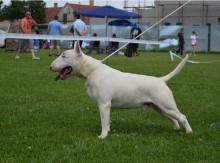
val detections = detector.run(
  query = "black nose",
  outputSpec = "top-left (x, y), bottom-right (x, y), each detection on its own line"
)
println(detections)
top-left (50, 66), bottom-right (53, 70)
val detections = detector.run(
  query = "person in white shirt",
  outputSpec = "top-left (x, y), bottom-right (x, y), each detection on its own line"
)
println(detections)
top-left (72, 13), bottom-right (88, 47)
top-left (190, 31), bottom-right (197, 56)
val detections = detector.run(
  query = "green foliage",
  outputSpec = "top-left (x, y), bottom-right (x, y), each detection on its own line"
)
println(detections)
top-left (0, 50), bottom-right (219, 162)
top-left (0, 0), bottom-right (46, 23)
top-left (3, 1), bottom-right (26, 21)
top-left (0, 1), bottom-right (3, 8)
top-left (0, 1), bottom-right (4, 20)
top-left (26, 0), bottom-right (46, 24)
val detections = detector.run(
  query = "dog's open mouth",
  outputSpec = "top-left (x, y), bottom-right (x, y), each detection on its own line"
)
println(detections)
top-left (55, 66), bottom-right (73, 81)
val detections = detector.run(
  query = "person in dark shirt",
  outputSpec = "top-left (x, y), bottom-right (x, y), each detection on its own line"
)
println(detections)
top-left (176, 28), bottom-right (185, 55)
top-left (130, 23), bottom-right (142, 56)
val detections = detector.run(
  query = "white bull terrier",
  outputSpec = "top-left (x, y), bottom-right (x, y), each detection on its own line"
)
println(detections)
top-left (50, 41), bottom-right (192, 139)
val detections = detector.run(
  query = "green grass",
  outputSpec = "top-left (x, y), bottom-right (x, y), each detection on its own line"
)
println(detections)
top-left (0, 49), bottom-right (220, 162)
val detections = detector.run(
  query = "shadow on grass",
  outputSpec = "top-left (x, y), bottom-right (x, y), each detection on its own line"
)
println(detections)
top-left (111, 121), bottom-right (184, 136)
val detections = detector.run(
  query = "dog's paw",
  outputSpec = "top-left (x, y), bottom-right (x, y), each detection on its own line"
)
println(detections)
top-left (186, 130), bottom-right (193, 134)
top-left (98, 133), bottom-right (108, 139)
top-left (174, 126), bottom-right (180, 130)
top-left (173, 124), bottom-right (180, 130)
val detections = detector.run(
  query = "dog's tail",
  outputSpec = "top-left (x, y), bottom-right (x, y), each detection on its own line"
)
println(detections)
top-left (160, 54), bottom-right (189, 83)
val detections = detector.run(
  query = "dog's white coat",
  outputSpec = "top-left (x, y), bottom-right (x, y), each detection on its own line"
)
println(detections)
top-left (50, 42), bottom-right (192, 139)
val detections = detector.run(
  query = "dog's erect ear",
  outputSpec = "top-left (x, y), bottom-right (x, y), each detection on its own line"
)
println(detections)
top-left (74, 41), bottom-right (83, 57)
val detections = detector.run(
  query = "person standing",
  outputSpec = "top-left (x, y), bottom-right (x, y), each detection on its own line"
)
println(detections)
top-left (176, 28), bottom-right (185, 55)
top-left (15, 11), bottom-right (40, 59)
top-left (190, 31), bottom-right (197, 56)
top-left (47, 16), bottom-right (63, 56)
top-left (72, 13), bottom-right (88, 47)
top-left (130, 23), bottom-right (142, 56)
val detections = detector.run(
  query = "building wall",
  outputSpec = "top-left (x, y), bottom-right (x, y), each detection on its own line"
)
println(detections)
top-left (140, 1), bottom-right (220, 26)
top-left (58, 4), bottom-right (74, 23)
top-left (57, 3), bottom-right (92, 24)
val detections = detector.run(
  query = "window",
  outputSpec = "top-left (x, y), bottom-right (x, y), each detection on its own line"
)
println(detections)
top-left (176, 22), bottom-right (182, 25)
top-left (206, 23), bottom-right (211, 27)
top-left (164, 22), bottom-right (171, 26)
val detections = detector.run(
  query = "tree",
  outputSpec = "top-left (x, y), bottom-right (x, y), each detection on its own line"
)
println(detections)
top-left (26, 0), bottom-right (46, 24)
top-left (3, 1), bottom-right (26, 21)
top-left (0, 1), bottom-right (4, 20)
top-left (0, 0), bottom-right (46, 23)
top-left (0, 1), bottom-right (3, 8)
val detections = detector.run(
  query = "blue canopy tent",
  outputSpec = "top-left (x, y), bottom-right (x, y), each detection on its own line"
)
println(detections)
top-left (75, 5), bottom-right (141, 36)
top-left (108, 19), bottom-right (140, 27)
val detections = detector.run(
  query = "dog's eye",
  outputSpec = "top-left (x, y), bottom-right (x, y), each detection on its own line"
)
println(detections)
top-left (62, 54), bottom-right (66, 58)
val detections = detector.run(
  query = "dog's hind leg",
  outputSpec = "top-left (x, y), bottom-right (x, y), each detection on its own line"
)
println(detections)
top-left (153, 106), bottom-right (180, 130)
top-left (169, 110), bottom-right (192, 133)
top-left (98, 102), bottom-right (111, 139)
top-left (164, 114), bottom-right (180, 130)
top-left (157, 104), bottom-right (192, 133)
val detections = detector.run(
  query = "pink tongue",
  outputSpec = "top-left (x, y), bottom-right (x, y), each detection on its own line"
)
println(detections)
top-left (54, 67), bottom-right (72, 81)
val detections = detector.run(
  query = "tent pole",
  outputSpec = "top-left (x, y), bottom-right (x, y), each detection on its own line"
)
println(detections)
top-left (105, 16), bottom-right (108, 54)
top-left (105, 16), bottom-right (108, 37)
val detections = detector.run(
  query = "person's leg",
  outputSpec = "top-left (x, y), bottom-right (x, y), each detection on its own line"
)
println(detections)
top-left (132, 44), bottom-right (138, 56)
top-left (56, 40), bottom-right (61, 56)
top-left (16, 39), bottom-right (27, 59)
top-left (176, 45), bottom-right (180, 54)
top-left (29, 39), bottom-right (39, 59)
top-left (49, 40), bottom-right (54, 56)
top-left (135, 44), bottom-right (139, 56)
top-left (79, 41), bottom-right (83, 47)
top-left (49, 45), bottom-right (53, 56)
top-left (56, 46), bottom-right (61, 56)
top-left (193, 45), bottom-right (196, 56)
top-left (130, 43), bottom-right (134, 56)
top-left (180, 43), bottom-right (184, 55)
top-left (30, 48), bottom-right (36, 58)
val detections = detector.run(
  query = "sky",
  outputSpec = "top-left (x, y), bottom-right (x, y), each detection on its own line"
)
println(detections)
top-left (2, 0), bottom-right (155, 9)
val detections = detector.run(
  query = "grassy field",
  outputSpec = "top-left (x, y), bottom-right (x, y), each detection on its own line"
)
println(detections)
top-left (0, 49), bottom-right (220, 162)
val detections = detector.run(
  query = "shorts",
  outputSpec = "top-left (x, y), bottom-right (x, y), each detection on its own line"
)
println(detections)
top-left (50, 40), bottom-right (60, 47)
top-left (19, 39), bottom-right (34, 49)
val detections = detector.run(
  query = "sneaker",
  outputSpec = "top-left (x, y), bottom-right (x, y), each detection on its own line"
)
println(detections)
top-left (15, 55), bottom-right (20, 59)
top-left (32, 56), bottom-right (40, 60)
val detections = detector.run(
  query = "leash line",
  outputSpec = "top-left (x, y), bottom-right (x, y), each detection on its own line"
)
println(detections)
top-left (169, 51), bottom-right (218, 64)
top-left (101, 0), bottom-right (192, 62)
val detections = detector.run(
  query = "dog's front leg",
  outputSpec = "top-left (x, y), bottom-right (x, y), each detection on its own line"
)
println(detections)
top-left (98, 102), bottom-right (111, 139)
